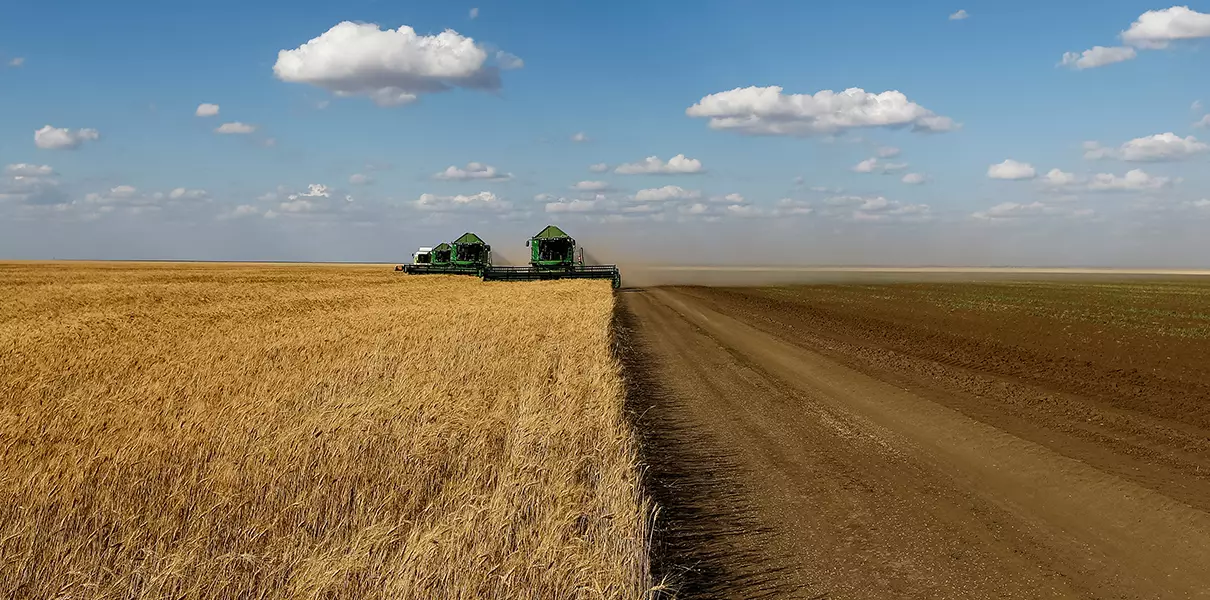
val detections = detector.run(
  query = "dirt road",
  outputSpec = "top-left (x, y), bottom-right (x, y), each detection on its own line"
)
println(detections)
top-left (620, 286), bottom-right (1210, 599)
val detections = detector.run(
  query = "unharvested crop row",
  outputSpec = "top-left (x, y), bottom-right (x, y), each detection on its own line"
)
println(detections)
top-left (0, 263), bottom-right (654, 599)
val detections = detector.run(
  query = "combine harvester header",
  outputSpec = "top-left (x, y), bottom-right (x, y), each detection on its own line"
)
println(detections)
top-left (396, 225), bottom-right (621, 288)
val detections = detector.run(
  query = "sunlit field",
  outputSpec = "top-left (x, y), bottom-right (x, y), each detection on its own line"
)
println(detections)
top-left (0, 262), bottom-right (652, 599)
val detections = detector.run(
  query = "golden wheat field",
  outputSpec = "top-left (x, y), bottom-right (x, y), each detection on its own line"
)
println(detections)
top-left (0, 262), bottom-right (654, 599)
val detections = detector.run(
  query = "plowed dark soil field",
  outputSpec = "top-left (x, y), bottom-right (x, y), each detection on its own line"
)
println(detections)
top-left (618, 280), bottom-right (1210, 599)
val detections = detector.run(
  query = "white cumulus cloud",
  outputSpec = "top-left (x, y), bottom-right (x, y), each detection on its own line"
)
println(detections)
top-left (4, 163), bottom-right (55, 177)
top-left (571, 132), bottom-right (589, 143)
top-left (987, 159), bottom-right (1036, 180)
top-left (572, 180), bottom-right (610, 191)
top-left (545, 199), bottom-right (600, 213)
top-left (433, 162), bottom-right (513, 181)
top-left (973, 202), bottom-right (1050, 220)
top-left (615, 154), bottom-right (704, 175)
top-left (34, 125), bottom-right (99, 150)
top-left (675, 197), bottom-right (766, 219)
top-left (588, 163), bottom-right (609, 173)
top-left (1197, 114), bottom-right (1210, 128)
top-left (633, 185), bottom-right (702, 203)
top-left (278, 186), bottom-right (332, 212)
top-left (349, 173), bottom-right (373, 185)
top-left (109, 185), bottom-right (139, 199)
top-left (853, 157), bottom-right (908, 174)
top-left (972, 201), bottom-right (1093, 220)
top-left (168, 188), bottom-right (209, 200)
top-left (1087, 169), bottom-right (1173, 191)
top-left (1121, 5), bottom-right (1210, 49)
top-left (1059, 46), bottom-right (1138, 69)
top-left (1084, 133), bottom-right (1208, 161)
top-left (215, 122), bottom-right (256, 134)
top-left (83, 186), bottom-right (141, 205)
top-left (726, 204), bottom-right (766, 218)
top-left (195, 103), bottom-right (220, 117)
top-left (1042, 169), bottom-right (1079, 186)
top-left (901, 173), bottom-right (927, 184)
top-left (415, 191), bottom-right (510, 212)
top-left (80, 185), bottom-right (206, 212)
top-left (686, 86), bottom-right (958, 136)
top-left (949, 9), bottom-right (969, 20)
top-left (1062, 6), bottom-right (1210, 68)
top-left (288, 184), bottom-right (330, 200)
top-left (815, 195), bottom-right (931, 222)
top-left (218, 205), bottom-right (262, 220)
top-left (1036, 167), bottom-right (1174, 193)
top-left (1120, 133), bottom-right (1207, 161)
top-left (877, 146), bottom-right (901, 158)
top-left (273, 22), bottom-right (517, 107)
top-left (255, 183), bottom-right (355, 216)
top-left (853, 158), bottom-right (878, 173)
top-left (815, 194), bottom-right (928, 221)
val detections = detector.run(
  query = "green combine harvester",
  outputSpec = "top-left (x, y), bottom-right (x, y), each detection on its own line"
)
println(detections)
top-left (482, 225), bottom-right (621, 288)
top-left (395, 232), bottom-right (492, 276)
top-left (397, 226), bottom-right (620, 287)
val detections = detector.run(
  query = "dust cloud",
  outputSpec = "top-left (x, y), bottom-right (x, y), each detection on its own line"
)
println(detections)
top-left (566, 219), bottom-right (1210, 287)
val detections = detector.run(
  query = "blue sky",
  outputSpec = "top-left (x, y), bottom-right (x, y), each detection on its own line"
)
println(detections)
top-left (2, 1), bottom-right (1209, 265)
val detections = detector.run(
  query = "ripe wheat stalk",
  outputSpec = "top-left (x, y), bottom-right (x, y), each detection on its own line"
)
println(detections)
top-left (0, 262), bottom-right (656, 599)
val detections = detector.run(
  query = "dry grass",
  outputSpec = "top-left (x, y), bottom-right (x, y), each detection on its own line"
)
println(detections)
top-left (0, 262), bottom-right (654, 599)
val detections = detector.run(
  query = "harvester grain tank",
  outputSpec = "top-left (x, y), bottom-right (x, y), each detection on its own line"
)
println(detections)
top-left (482, 225), bottom-right (621, 288)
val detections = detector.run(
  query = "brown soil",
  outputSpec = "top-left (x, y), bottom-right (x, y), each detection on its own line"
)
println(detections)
top-left (619, 281), bottom-right (1210, 599)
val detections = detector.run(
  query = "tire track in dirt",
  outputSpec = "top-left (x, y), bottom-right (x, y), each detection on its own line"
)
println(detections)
top-left (622, 287), bottom-right (1210, 599)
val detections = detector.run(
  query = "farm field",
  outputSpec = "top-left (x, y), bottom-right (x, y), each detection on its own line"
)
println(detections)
top-left (8, 263), bottom-right (1210, 600)
top-left (620, 280), bottom-right (1210, 599)
top-left (0, 262), bottom-right (651, 599)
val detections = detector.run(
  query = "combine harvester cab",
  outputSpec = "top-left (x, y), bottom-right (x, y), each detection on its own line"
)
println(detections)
top-left (398, 234), bottom-right (491, 276)
top-left (483, 225), bottom-right (621, 288)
